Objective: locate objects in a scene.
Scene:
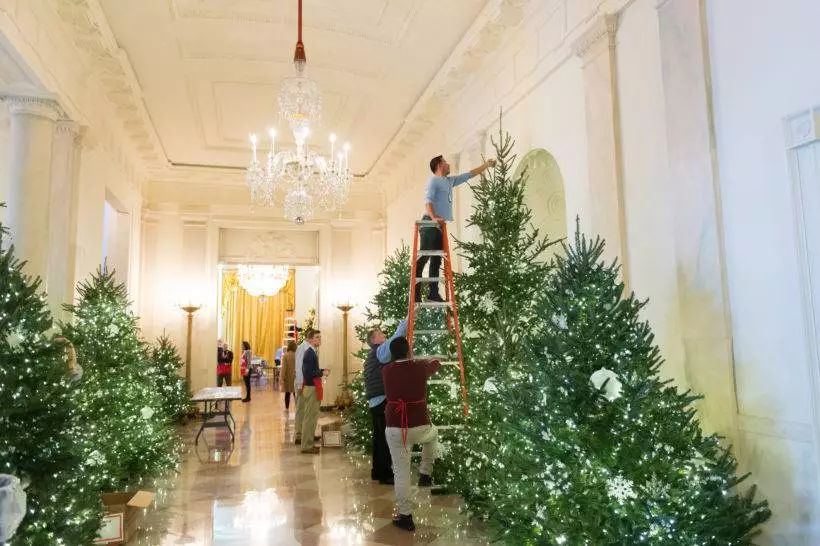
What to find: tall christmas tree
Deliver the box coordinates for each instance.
[63,267,178,492]
[443,124,556,489]
[0,217,102,545]
[458,226,771,544]
[149,335,193,423]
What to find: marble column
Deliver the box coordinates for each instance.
[655,0,739,442]
[0,94,63,280]
[572,14,629,285]
[49,121,84,319]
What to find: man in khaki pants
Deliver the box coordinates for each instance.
[300,330,328,454]
[382,337,441,532]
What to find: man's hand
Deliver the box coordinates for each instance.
[486,158,497,168]
[323,369,330,377]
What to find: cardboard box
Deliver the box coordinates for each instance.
[95,491,155,544]
[321,421,342,447]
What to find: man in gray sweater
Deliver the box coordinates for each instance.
[364,317,408,484]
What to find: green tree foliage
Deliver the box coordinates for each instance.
[0,219,102,545]
[149,335,193,423]
[63,267,178,493]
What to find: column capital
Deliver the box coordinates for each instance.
[571,13,620,60]
[54,121,85,143]
[0,94,64,121]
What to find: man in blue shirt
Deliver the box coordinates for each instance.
[417,154,496,302]
[363,317,408,484]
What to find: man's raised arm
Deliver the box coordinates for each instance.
[377,318,408,363]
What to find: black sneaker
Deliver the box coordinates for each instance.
[418,474,433,487]
[392,514,415,532]
[427,293,445,303]
[371,470,379,481]
[379,476,395,485]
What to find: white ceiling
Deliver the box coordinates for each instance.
[97,0,489,174]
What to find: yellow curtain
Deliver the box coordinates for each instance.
[221,269,296,383]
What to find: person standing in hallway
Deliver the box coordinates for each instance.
[281,341,297,411]
[416,155,495,302]
[293,331,312,443]
[364,317,408,485]
[382,336,441,532]
[300,330,328,454]
[217,340,233,386]
[240,341,252,402]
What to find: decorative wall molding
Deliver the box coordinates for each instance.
[571,13,620,59]
[738,413,815,444]
[51,0,165,168]
[784,106,820,149]
[220,228,319,265]
[368,0,527,182]
[0,94,64,121]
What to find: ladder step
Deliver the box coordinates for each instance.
[415,301,451,309]
[415,277,445,283]
[416,355,460,366]
[417,250,447,258]
[414,329,449,335]
[436,425,464,430]
[416,220,442,227]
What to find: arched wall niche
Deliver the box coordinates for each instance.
[513,148,568,251]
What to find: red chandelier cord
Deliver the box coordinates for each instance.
[294,0,306,64]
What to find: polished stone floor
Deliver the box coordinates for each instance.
[137,383,490,545]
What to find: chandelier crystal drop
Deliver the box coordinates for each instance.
[245,0,351,223]
[237,265,290,297]
[278,62,322,136]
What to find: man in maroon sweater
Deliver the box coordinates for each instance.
[382,336,441,532]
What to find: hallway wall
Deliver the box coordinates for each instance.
[378,0,820,541]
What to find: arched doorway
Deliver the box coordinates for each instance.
[514,149,567,252]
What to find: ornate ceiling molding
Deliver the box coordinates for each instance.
[51,0,166,168]
[368,0,526,182]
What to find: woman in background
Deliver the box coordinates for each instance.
[281,341,297,411]
[240,341,252,402]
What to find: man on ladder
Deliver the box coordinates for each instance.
[416,154,496,302]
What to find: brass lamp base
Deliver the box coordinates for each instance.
[335,388,354,410]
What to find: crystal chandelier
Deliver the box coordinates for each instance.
[237,265,290,297]
[245,0,352,224]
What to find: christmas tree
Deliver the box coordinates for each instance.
[0,216,102,545]
[459,226,771,544]
[298,307,317,343]
[345,245,412,451]
[149,335,193,423]
[443,124,556,489]
[63,267,178,492]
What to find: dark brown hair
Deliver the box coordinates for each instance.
[430,155,444,174]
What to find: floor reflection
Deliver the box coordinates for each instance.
[134,385,489,545]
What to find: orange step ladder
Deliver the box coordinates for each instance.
[407,219,469,417]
